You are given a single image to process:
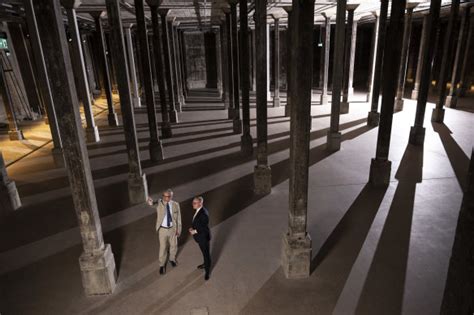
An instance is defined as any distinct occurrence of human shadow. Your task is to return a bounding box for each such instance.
[355,144,423,315]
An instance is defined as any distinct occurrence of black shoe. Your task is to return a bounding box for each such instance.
[170,261,177,267]
[159,266,166,275]
[197,264,205,269]
[205,273,210,281]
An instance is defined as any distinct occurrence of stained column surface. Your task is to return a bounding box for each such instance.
[240,0,253,156]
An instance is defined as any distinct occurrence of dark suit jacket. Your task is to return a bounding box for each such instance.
[192,207,211,244]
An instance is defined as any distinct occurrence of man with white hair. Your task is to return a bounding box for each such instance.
[189,196,211,280]
[147,189,182,275]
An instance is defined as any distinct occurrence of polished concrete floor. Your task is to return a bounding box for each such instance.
[0,88,472,314]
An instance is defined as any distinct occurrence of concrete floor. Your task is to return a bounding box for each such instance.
[0,89,472,314]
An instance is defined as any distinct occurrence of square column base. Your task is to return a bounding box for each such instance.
[320,94,328,105]
[281,232,312,279]
[0,180,22,215]
[169,110,179,123]
[367,111,380,127]
[128,172,148,204]
[108,112,119,127]
[133,96,141,108]
[369,158,392,187]
[326,131,341,152]
[233,118,242,134]
[431,108,445,123]
[445,95,457,108]
[79,244,117,296]
[8,129,24,141]
[411,89,419,100]
[240,132,254,156]
[161,122,173,139]
[86,126,100,143]
[149,140,164,162]
[273,96,280,107]
[394,98,404,112]
[340,101,349,114]
[409,126,425,146]
[254,164,272,195]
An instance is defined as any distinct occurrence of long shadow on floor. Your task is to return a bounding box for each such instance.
[355,144,423,315]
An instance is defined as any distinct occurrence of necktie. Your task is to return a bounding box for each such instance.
[166,202,172,227]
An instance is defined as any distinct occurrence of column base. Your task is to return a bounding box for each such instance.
[281,232,312,279]
[108,112,119,127]
[254,164,272,195]
[169,110,179,123]
[431,107,445,123]
[326,131,341,152]
[240,132,253,156]
[8,129,24,141]
[284,105,291,117]
[86,126,100,143]
[233,118,242,134]
[369,158,392,187]
[367,111,380,127]
[161,122,173,139]
[445,95,457,108]
[340,101,349,114]
[0,180,22,214]
[411,89,419,100]
[51,147,65,167]
[128,172,148,204]
[394,98,404,112]
[176,101,183,113]
[79,244,117,296]
[320,94,328,105]
[149,140,164,162]
[273,96,280,107]
[133,96,141,108]
[409,125,425,146]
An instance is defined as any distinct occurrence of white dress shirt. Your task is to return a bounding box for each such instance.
[161,201,174,228]
[193,207,202,222]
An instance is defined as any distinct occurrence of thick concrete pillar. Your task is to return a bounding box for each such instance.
[281,0,315,280]
[458,14,473,97]
[124,26,141,108]
[411,14,429,100]
[327,0,347,151]
[432,0,460,123]
[266,22,272,102]
[272,16,281,107]
[215,28,223,98]
[220,21,231,108]
[409,0,441,146]
[251,28,257,92]
[63,1,100,143]
[172,23,185,107]
[445,6,471,108]
[178,30,189,100]
[0,151,21,220]
[91,12,119,127]
[148,2,172,138]
[38,0,116,296]
[168,20,182,112]
[367,0,388,127]
[159,10,178,123]
[134,0,164,162]
[320,13,330,105]
[341,5,358,114]
[106,0,149,203]
[347,17,358,99]
[369,0,407,187]
[394,3,417,112]
[284,6,292,117]
[24,0,64,165]
[0,63,24,141]
[81,33,99,98]
[224,10,235,118]
[254,0,272,196]
[240,0,253,156]
[230,1,242,134]
[366,11,379,103]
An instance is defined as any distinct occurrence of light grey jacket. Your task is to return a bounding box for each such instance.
[155,200,182,234]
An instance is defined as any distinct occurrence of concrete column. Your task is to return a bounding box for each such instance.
[366,11,379,103]
[272,16,281,107]
[134,0,164,162]
[215,28,223,98]
[458,14,473,97]
[394,3,417,112]
[281,0,315,280]
[38,0,116,296]
[240,0,253,156]
[124,26,141,109]
[254,0,272,196]
[251,28,257,92]
[367,0,389,127]
[409,0,441,146]
[266,22,272,102]
[369,0,407,187]
[341,5,358,114]
[63,1,100,143]
[411,14,429,100]
[82,33,100,97]
[224,10,235,118]
[167,20,182,112]
[445,6,471,108]
[347,18,358,99]
[91,12,119,127]
[159,9,178,123]
[230,2,242,134]
[0,63,24,140]
[0,151,21,221]
[172,23,185,107]
[432,0,460,123]
[220,21,231,108]
[327,0,347,151]
[178,30,189,99]
[284,6,292,117]
[24,0,63,165]
[320,13,331,105]
[148,2,171,138]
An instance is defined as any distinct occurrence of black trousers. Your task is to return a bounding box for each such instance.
[198,240,211,274]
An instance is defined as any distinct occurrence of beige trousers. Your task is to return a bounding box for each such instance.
[158,227,178,266]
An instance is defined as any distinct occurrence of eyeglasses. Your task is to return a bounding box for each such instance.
[192,201,200,204]
[163,195,171,198]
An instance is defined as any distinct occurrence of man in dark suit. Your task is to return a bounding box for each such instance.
[188,196,211,280]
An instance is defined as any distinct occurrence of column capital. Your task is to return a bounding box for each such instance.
[370,10,378,18]
[321,12,330,20]
[272,14,282,21]
[61,0,81,10]
[347,4,360,11]
[89,11,105,20]
[122,22,135,29]
[406,2,420,10]
[167,16,176,23]
[228,0,239,6]
[145,0,160,7]
[283,6,292,14]
[158,8,169,17]
[222,7,230,14]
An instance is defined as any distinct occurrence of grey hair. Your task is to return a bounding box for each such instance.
[163,189,173,195]
[194,196,204,203]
